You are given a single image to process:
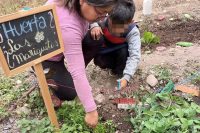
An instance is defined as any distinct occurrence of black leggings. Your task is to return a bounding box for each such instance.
[42,31,103,101]
[42,60,77,101]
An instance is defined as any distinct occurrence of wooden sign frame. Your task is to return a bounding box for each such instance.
[0,4,64,76]
[0,4,64,128]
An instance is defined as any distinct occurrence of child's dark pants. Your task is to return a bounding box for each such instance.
[83,31,129,76]
[94,45,128,76]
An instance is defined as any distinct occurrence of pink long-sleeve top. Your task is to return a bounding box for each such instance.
[46,0,96,112]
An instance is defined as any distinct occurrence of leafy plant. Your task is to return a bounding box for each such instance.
[130,92,200,133]
[17,117,54,133]
[141,31,160,46]
[58,101,116,133]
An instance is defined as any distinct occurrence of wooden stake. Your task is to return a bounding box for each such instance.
[33,63,59,128]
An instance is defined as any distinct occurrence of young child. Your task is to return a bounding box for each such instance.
[90,0,141,89]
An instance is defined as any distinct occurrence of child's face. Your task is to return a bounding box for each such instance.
[108,19,129,36]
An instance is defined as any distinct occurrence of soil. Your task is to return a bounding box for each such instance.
[150,20,200,47]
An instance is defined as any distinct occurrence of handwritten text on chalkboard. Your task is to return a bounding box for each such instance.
[0,10,60,70]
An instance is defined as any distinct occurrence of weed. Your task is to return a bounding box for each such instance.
[0,72,32,121]
[191,75,200,86]
[0,73,30,106]
[17,117,54,133]
[27,90,46,115]
[153,65,172,83]
[0,106,9,121]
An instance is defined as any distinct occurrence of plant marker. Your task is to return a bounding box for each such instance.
[117,79,121,90]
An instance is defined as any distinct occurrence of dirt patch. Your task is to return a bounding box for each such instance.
[149,20,200,47]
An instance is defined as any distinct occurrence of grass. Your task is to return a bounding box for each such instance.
[0,71,31,120]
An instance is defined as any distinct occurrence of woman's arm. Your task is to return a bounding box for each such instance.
[61,25,97,113]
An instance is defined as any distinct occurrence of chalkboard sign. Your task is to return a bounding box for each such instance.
[0,5,64,76]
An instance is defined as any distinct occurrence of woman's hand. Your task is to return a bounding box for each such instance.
[85,110,99,128]
[90,27,103,40]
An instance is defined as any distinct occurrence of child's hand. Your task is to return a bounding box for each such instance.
[85,110,99,128]
[117,78,128,90]
[91,27,103,40]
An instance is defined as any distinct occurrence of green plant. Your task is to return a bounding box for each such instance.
[58,101,116,133]
[17,117,54,133]
[0,106,9,121]
[191,75,200,86]
[130,92,200,133]
[0,72,34,121]
[58,101,91,132]
[94,120,116,133]
[141,31,160,46]
[153,65,172,83]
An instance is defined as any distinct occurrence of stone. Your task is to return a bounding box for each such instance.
[16,106,31,115]
[169,18,174,21]
[156,46,166,52]
[16,80,22,85]
[9,118,14,123]
[95,94,105,103]
[108,95,115,100]
[155,15,165,21]
[146,75,158,87]
[145,51,151,54]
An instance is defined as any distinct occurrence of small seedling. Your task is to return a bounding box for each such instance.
[153,65,172,84]
[141,31,160,46]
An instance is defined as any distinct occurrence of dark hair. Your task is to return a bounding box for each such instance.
[62,0,117,15]
[110,0,135,24]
